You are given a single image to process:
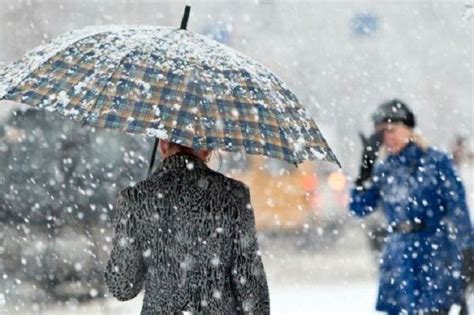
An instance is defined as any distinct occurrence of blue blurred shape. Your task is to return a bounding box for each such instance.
[201,23,231,44]
[352,12,378,36]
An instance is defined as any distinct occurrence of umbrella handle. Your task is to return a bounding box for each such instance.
[148,138,159,176]
[180,6,191,30]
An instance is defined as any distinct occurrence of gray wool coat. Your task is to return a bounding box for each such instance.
[104,153,270,314]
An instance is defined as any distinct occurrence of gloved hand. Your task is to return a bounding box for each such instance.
[462,248,474,286]
[355,131,383,187]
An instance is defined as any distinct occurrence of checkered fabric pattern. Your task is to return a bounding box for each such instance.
[0,25,339,166]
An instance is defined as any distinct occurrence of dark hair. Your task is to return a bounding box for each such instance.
[167,141,214,164]
[169,142,197,155]
[372,99,416,128]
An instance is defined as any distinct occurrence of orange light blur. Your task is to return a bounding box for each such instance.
[327,171,347,192]
[301,174,318,192]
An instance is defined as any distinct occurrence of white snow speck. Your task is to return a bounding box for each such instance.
[57,90,70,106]
[146,127,168,139]
[212,289,222,299]
[143,249,152,258]
[154,106,161,117]
[211,256,220,267]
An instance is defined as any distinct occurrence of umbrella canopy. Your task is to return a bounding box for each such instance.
[0,24,339,166]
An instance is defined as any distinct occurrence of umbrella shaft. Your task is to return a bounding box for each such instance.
[180,6,191,30]
[148,138,159,176]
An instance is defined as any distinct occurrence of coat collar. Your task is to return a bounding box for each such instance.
[386,142,424,165]
[157,152,209,173]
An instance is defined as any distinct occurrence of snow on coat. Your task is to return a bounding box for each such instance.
[350,142,473,314]
[104,153,270,314]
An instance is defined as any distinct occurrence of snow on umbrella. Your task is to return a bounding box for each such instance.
[0,6,340,171]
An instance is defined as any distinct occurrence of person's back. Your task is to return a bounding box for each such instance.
[105,152,270,314]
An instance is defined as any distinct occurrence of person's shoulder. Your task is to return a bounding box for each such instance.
[219,171,248,190]
[205,170,249,198]
[424,146,453,165]
[127,169,172,194]
[117,185,142,203]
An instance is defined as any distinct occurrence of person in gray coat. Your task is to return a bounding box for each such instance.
[104,140,270,314]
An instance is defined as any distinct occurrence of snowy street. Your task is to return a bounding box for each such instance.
[2,226,473,314]
[2,226,383,314]
[17,282,380,315]
[1,1,473,314]
[4,283,473,314]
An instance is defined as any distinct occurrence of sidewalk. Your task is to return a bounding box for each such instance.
[3,224,471,314]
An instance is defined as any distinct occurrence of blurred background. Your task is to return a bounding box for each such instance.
[0,0,472,314]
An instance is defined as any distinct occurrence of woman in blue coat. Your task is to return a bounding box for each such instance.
[350,100,473,315]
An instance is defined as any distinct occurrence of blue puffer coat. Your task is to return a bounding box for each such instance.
[350,142,473,315]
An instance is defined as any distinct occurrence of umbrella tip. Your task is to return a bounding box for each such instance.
[180,5,191,30]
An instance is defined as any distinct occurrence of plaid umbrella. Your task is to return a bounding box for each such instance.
[0,8,339,168]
